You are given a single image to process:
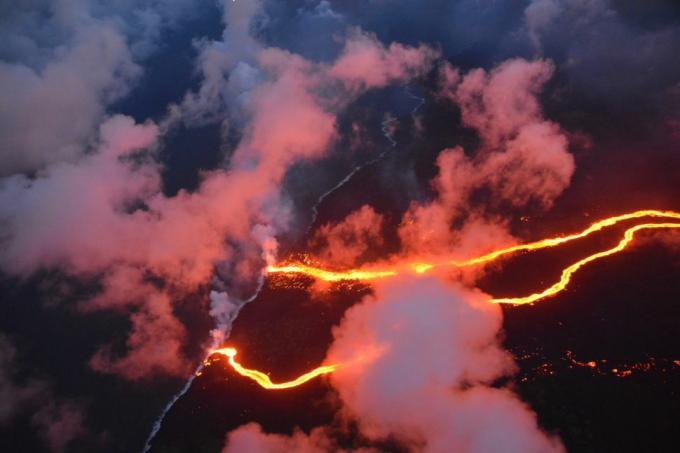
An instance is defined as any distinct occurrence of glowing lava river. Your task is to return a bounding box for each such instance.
[207,348,338,390]
[268,209,680,305]
[208,209,680,390]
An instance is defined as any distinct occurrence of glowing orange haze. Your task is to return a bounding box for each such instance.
[210,210,680,390]
[268,209,680,305]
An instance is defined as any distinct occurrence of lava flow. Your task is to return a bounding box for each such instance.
[267,209,680,305]
[208,347,337,390]
[207,211,680,390]
[494,222,680,304]
[266,263,397,282]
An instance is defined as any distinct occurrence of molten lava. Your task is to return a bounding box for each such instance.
[492,222,680,304]
[206,210,680,391]
[450,209,680,266]
[267,263,397,282]
[208,347,337,390]
[267,210,680,305]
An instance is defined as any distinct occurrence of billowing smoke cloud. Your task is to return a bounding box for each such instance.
[399,58,573,259]
[221,277,564,452]
[222,422,339,453]
[174,3,436,130]
[309,205,384,267]
[0,0,438,381]
[164,0,438,354]
[324,276,563,452]
[219,54,576,452]
[173,0,264,127]
[2,1,679,452]
[328,28,438,93]
[326,0,680,134]
[0,0,197,175]
[0,23,139,174]
[0,116,161,277]
[86,266,190,379]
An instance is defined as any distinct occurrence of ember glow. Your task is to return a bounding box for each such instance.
[208,347,337,390]
[268,210,680,305]
[518,351,680,382]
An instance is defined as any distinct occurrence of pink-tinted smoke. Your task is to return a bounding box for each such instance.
[0,17,438,380]
[324,276,563,453]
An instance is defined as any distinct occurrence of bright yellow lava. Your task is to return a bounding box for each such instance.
[267,210,680,305]
[492,222,680,305]
[207,211,680,390]
[266,263,397,282]
[209,347,337,390]
[451,209,680,266]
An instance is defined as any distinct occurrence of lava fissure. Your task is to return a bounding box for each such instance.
[209,347,337,390]
[204,211,680,391]
[492,222,680,304]
[268,210,680,304]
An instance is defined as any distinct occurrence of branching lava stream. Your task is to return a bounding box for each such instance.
[208,210,680,389]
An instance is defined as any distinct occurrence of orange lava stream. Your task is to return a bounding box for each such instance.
[206,213,680,390]
[492,222,680,305]
[451,209,680,266]
[267,210,680,304]
[209,347,337,389]
[266,263,397,282]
